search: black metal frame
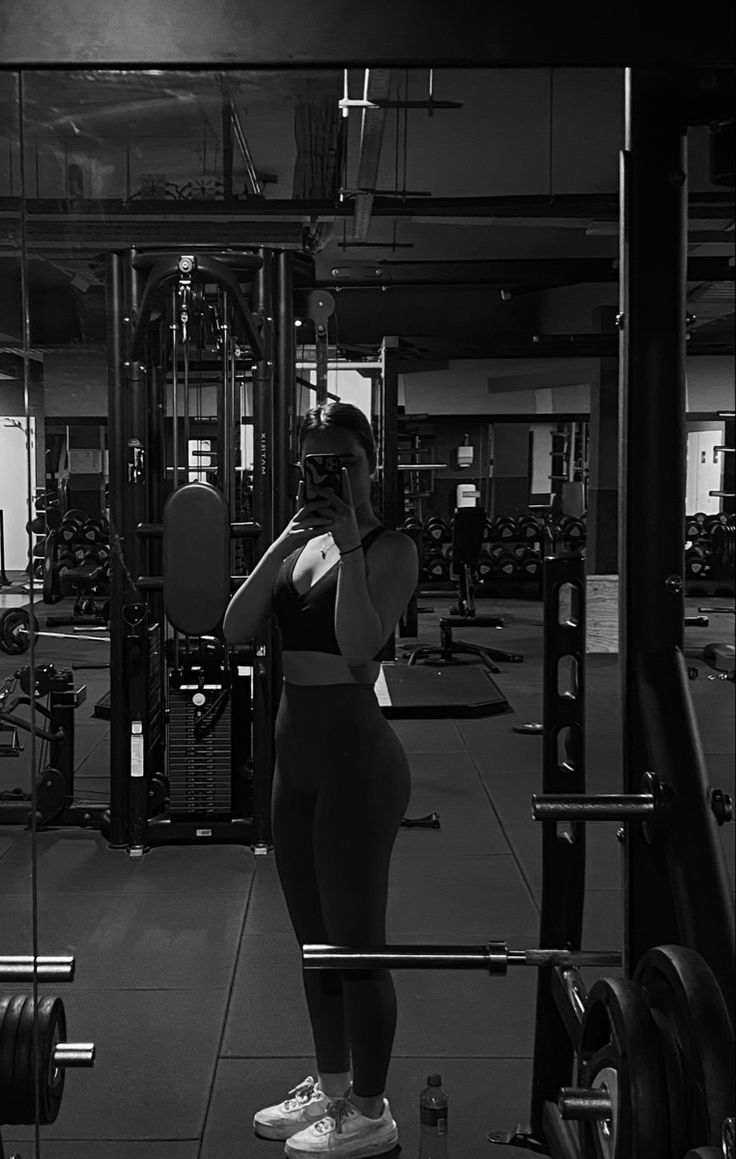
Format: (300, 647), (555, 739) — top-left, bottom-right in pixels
(104, 246), (296, 852)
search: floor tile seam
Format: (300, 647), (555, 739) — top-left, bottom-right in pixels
(457, 718), (542, 919)
(194, 870), (259, 1159)
(216, 1052), (534, 1061)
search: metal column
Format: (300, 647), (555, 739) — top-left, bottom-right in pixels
(618, 69), (687, 970)
(274, 251), (296, 536)
(105, 251), (128, 848)
(251, 248), (275, 846)
(377, 337), (400, 530)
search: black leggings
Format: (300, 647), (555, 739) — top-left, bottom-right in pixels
(271, 681), (411, 1098)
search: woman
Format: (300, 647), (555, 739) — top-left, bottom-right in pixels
(223, 401), (418, 1158)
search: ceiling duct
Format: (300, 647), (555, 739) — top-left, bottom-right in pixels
(353, 69), (394, 243)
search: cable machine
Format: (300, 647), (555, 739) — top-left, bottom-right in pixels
(105, 247), (297, 854)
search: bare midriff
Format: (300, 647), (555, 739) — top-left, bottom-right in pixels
(280, 649), (380, 686)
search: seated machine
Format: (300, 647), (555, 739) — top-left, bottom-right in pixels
(407, 507), (524, 672)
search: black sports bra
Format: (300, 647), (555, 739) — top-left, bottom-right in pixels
(273, 525), (389, 659)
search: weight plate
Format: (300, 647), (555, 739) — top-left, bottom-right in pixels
(634, 945), (735, 1151)
(37, 996), (66, 1124)
(36, 767), (67, 825)
(0, 609), (35, 656)
(42, 529), (63, 605)
(0, 994), (18, 1117)
(578, 976), (669, 1159)
(0, 995), (29, 1124)
(11, 994), (35, 1124)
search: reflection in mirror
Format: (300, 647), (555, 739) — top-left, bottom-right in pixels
(2, 66), (50, 1150)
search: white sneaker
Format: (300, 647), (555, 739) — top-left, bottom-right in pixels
(284, 1097), (399, 1157)
(254, 1076), (334, 1140)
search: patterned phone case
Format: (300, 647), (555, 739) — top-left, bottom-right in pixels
(304, 455), (343, 500)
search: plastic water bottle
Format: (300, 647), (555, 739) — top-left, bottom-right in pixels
(418, 1073), (448, 1158)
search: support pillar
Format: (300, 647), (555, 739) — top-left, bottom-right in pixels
(619, 69), (687, 971)
(585, 305), (619, 653)
(587, 306), (619, 575)
(251, 249), (275, 846)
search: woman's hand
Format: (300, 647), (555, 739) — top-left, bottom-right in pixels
(271, 479), (344, 557)
(308, 468), (361, 553)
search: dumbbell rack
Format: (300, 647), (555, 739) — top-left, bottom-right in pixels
(685, 514), (736, 596)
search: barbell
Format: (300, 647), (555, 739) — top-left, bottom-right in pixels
(303, 942), (733, 1156)
(0, 957), (94, 1127)
(0, 608), (110, 656)
(303, 942), (622, 973)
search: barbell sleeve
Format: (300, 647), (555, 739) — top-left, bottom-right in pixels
(302, 944), (621, 972)
(558, 1088), (613, 1121)
(304, 943), (510, 972)
(0, 955), (75, 982)
(53, 1043), (96, 1068)
(532, 793), (655, 821)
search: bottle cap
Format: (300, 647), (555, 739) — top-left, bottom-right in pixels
(427, 1074), (442, 1086)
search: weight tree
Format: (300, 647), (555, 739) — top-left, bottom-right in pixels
(104, 246), (301, 854)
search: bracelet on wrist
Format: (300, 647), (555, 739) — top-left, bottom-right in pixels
(339, 543), (363, 557)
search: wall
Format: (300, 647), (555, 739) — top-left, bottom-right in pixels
(400, 355), (735, 416)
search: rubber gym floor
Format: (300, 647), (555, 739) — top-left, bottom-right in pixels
(1, 586), (734, 1158)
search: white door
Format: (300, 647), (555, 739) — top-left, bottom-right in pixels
(685, 430), (724, 514)
(0, 417), (36, 571)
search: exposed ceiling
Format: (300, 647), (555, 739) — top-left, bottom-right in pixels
(0, 67), (733, 362)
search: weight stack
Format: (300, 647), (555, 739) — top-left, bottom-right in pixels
(167, 681), (232, 818)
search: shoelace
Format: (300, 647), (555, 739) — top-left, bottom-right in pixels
(283, 1076), (318, 1111)
(314, 1098), (356, 1136)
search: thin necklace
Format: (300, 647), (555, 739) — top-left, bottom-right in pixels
(320, 533), (335, 560)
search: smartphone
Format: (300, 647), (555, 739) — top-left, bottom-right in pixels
(303, 454), (343, 501)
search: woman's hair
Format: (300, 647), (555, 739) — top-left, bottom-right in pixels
(299, 400), (377, 473)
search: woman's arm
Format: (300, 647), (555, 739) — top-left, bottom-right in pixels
(222, 543), (289, 644)
(335, 531), (419, 665)
(222, 481), (332, 644)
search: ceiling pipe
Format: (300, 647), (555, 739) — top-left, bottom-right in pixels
(353, 69), (395, 243)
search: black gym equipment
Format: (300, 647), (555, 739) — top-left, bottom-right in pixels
(0, 663), (94, 829)
(103, 246), (306, 853)
(407, 507), (524, 671)
(0, 955), (94, 1129)
(303, 552), (736, 1154)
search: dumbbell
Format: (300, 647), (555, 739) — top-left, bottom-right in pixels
(496, 549), (517, 577)
(516, 549), (542, 579)
(476, 547), (496, 581)
(517, 515), (541, 541)
(424, 551), (450, 581)
(59, 512), (87, 545)
(81, 519), (103, 543)
(491, 516), (518, 541)
(423, 517), (451, 544)
(685, 515), (701, 541)
(685, 545), (710, 577)
(401, 517), (423, 534)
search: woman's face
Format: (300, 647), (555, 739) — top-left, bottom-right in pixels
(301, 428), (373, 510)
